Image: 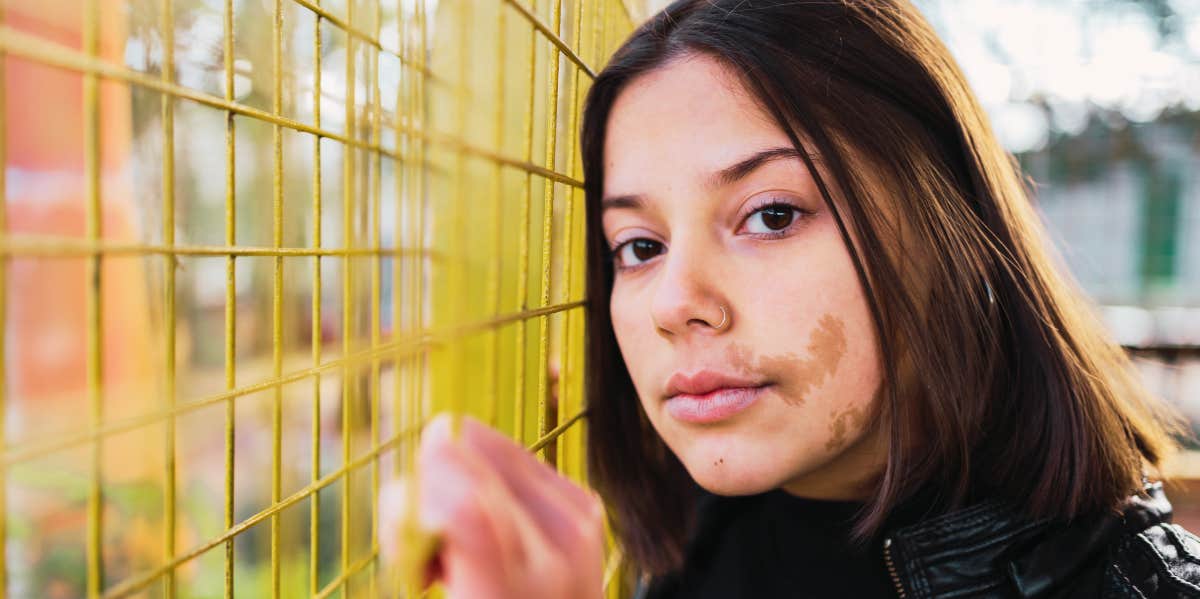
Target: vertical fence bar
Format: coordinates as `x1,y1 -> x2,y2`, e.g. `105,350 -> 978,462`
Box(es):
222,10 -> 239,599
399,1 -> 431,590
222,0 -> 238,594
555,0 -> 588,473
396,1 -> 423,593
396,1 -> 410,482
341,0 -> 357,592
486,1 -> 508,428
83,0 -> 104,592
416,0 -> 428,466
575,0 -> 603,486
269,0 -> 286,594
310,2 -> 324,596
416,0 -> 428,465
450,0 -> 468,433
397,3 -> 413,593
535,0 -> 563,463
415,0 -> 428,452
368,0 -> 383,591
160,0 -> 178,592
514,0 -> 538,445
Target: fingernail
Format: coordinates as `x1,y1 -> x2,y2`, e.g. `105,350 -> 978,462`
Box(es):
417,445 -> 476,531
422,413 -> 454,445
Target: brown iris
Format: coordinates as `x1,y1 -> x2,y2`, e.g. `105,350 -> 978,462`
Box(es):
630,239 -> 662,261
759,205 -> 794,230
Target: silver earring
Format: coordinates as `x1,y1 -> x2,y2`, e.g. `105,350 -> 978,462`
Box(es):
715,305 -> 728,330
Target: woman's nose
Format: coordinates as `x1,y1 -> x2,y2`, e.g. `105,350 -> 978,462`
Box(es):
649,248 -> 728,337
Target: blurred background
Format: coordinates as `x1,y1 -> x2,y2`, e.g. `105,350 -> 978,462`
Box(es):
914,0 -> 1200,413
905,0 -> 1200,480
915,0 -> 1200,528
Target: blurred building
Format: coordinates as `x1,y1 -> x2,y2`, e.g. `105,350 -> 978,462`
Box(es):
913,0 -> 1200,417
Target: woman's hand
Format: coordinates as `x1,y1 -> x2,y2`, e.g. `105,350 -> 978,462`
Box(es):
380,413 -> 606,599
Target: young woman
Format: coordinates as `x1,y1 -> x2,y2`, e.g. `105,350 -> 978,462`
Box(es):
381,0 -> 1200,597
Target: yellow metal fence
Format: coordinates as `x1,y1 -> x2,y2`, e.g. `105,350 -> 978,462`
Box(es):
0,0 -> 640,596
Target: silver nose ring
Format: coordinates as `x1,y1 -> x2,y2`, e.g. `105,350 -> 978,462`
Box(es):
715,305 -> 728,330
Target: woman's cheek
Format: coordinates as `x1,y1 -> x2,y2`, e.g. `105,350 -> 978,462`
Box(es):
811,292 -> 885,454
609,285 -> 656,389
753,241 -> 885,454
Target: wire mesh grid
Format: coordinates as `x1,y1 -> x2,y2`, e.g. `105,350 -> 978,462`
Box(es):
0,0 -> 641,596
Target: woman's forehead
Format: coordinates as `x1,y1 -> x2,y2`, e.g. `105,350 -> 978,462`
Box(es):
602,54 -> 798,196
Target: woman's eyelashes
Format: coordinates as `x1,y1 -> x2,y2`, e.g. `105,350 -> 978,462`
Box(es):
609,199 -> 814,271
611,238 -> 665,271
739,199 -> 813,237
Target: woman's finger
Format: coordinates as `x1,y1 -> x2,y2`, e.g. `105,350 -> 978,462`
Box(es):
459,414 -> 599,515
432,416 -> 601,597
381,414 -> 604,599
377,477 -> 441,589
452,416 -> 605,560
380,418 -> 537,598
419,415 -> 559,598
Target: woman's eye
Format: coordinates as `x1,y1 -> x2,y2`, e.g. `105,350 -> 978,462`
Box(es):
614,238 -> 664,268
611,203 -> 805,270
745,204 -> 800,234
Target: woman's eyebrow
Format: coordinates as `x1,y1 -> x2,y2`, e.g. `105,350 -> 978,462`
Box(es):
600,146 -> 814,214
709,146 -> 809,189
601,194 -> 644,213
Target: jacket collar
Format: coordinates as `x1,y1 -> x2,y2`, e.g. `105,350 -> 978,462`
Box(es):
882,481 -> 1171,598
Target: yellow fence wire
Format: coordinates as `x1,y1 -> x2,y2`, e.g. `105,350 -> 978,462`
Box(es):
0,0 -> 642,596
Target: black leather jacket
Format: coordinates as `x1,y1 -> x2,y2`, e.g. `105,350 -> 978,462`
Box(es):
636,480 -> 1200,598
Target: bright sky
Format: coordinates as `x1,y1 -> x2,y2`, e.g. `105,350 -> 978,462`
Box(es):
918,0 -> 1200,152
646,0 -> 1200,153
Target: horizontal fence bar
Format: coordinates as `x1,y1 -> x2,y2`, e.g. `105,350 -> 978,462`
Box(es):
528,408 -> 588,453
306,404 -> 590,599
102,421 -> 424,598
0,26 -> 583,190
0,300 -> 587,467
0,236 -> 437,258
287,0 -> 450,87
502,0 -> 597,79
314,549 -> 378,599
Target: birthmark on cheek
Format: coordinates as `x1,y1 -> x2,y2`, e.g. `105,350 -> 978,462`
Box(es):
824,402 -> 867,452
726,314 -> 848,407
790,314 -> 847,405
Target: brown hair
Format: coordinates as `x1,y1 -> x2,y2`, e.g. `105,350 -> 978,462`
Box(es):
581,0 -> 1189,577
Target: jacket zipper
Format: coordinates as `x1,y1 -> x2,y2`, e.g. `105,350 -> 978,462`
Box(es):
883,537 -> 907,598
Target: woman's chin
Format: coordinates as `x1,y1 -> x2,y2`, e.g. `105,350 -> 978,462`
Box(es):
681,456 -> 785,497
662,431 -> 800,496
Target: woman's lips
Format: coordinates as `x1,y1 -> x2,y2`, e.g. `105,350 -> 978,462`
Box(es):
664,385 -> 769,424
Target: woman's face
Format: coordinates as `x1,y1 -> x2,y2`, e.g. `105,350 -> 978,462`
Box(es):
602,53 -> 888,500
